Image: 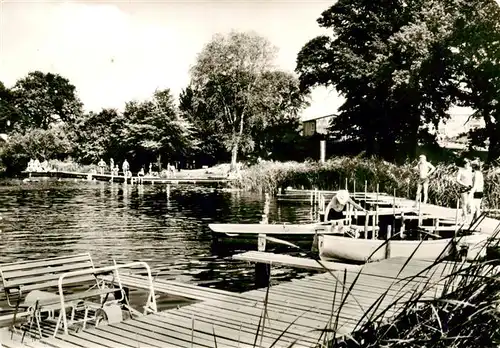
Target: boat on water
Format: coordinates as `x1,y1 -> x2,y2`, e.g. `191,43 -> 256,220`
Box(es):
318,232 -> 489,263
209,222 -> 332,235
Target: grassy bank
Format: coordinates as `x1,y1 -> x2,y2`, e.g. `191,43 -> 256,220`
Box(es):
237,157 -> 500,209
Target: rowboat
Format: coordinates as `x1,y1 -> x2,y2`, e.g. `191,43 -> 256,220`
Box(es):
318,232 -> 490,263
318,235 -> 454,262
208,222 -> 330,236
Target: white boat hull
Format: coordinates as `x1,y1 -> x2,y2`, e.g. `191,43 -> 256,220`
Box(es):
208,223 -> 325,235
318,235 -> 454,262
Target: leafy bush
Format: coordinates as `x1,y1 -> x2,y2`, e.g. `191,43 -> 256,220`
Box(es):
1,125 -> 73,173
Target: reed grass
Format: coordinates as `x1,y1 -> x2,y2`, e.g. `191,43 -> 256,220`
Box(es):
246,217 -> 500,348
237,157 -> 500,209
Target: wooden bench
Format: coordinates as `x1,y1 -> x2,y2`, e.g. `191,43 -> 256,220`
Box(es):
0,253 -> 123,338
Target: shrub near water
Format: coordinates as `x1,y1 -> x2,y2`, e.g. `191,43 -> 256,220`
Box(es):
238,157 -> 500,209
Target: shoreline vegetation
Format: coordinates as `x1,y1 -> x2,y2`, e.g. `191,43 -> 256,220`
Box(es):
236,157 -> 500,210
15,156 -> 500,210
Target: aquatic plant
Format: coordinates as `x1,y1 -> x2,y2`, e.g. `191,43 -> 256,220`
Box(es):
245,216 -> 500,348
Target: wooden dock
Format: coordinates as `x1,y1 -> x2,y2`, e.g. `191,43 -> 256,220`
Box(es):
22,170 -> 234,186
1,257 -> 460,348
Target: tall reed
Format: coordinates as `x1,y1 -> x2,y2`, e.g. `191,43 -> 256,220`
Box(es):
237,158 -> 500,209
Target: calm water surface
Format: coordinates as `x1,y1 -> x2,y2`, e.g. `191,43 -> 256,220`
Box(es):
0,179 -> 317,293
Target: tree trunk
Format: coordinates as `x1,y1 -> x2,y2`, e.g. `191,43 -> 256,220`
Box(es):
230,143 -> 239,171
487,133 -> 500,164
230,113 -> 245,172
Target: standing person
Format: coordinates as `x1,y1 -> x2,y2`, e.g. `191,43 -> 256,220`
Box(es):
98,159 -> 106,175
456,158 -> 473,221
414,155 -> 436,206
122,159 -> 129,176
110,158 -> 114,174
470,160 -> 484,221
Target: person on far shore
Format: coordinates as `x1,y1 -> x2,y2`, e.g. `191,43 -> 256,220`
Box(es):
456,158 -> 473,221
414,154 -> 436,207
470,160 -> 484,221
122,159 -> 129,176
138,167 -> 145,184
110,158 -> 114,174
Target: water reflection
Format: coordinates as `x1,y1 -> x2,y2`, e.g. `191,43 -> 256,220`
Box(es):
0,179 -> 316,292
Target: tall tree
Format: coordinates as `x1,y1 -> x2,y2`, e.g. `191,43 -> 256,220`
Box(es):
188,31 -> 278,170
179,87 -> 228,165
0,81 -> 18,134
451,0 -> 500,163
122,89 -> 197,169
296,0 -> 460,160
71,108 -> 124,164
251,70 -> 310,160
10,71 -> 83,130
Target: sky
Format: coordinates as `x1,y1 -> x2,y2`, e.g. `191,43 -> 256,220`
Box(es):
0,0 -> 343,119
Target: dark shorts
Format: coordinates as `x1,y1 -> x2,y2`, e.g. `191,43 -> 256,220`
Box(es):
473,192 -> 483,199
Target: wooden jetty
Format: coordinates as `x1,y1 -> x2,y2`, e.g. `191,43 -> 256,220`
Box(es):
1,257 -> 464,348
22,170 -> 233,186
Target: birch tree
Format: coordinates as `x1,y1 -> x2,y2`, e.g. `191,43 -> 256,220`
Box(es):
188,31 -> 278,170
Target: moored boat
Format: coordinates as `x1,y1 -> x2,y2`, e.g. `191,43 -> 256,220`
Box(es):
318,232 -> 490,263
318,234 -> 454,262
208,222 -> 330,235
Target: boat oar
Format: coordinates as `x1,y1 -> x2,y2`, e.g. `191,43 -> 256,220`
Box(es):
223,233 -> 300,249
262,236 -> 300,249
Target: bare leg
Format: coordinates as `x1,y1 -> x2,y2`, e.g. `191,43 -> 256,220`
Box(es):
415,183 -> 422,205
469,193 -> 476,221
422,181 -> 429,204
461,192 -> 469,221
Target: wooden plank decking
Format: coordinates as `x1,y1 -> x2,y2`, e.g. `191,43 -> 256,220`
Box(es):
1,257 -> 458,348
233,251 -> 361,271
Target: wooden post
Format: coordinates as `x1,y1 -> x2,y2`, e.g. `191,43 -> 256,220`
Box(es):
385,225 -> 392,259
257,234 -> 266,251
353,180 -> 356,195
345,177 -> 348,191
320,140 -> 326,163
375,183 -> 380,226
364,211 -> 369,238
455,198 -> 460,236
400,212 -> 405,239
372,208 -> 376,239
364,180 -> 367,208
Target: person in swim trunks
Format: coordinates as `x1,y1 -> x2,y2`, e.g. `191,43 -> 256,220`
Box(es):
457,158 -> 473,221
414,155 -> 436,206
470,160 -> 484,221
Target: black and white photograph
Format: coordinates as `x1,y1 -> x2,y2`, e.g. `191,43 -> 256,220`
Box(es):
1,0 -> 500,347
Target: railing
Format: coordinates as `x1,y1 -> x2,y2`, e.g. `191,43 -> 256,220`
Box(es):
56,261 -> 157,335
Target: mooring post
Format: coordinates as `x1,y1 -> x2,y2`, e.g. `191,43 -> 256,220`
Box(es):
385,225 -> 392,259
400,212 -> 405,239
364,180 -> 367,209
345,177 -> 348,190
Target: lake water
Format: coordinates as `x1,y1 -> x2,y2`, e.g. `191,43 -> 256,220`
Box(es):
0,179 -> 317,293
